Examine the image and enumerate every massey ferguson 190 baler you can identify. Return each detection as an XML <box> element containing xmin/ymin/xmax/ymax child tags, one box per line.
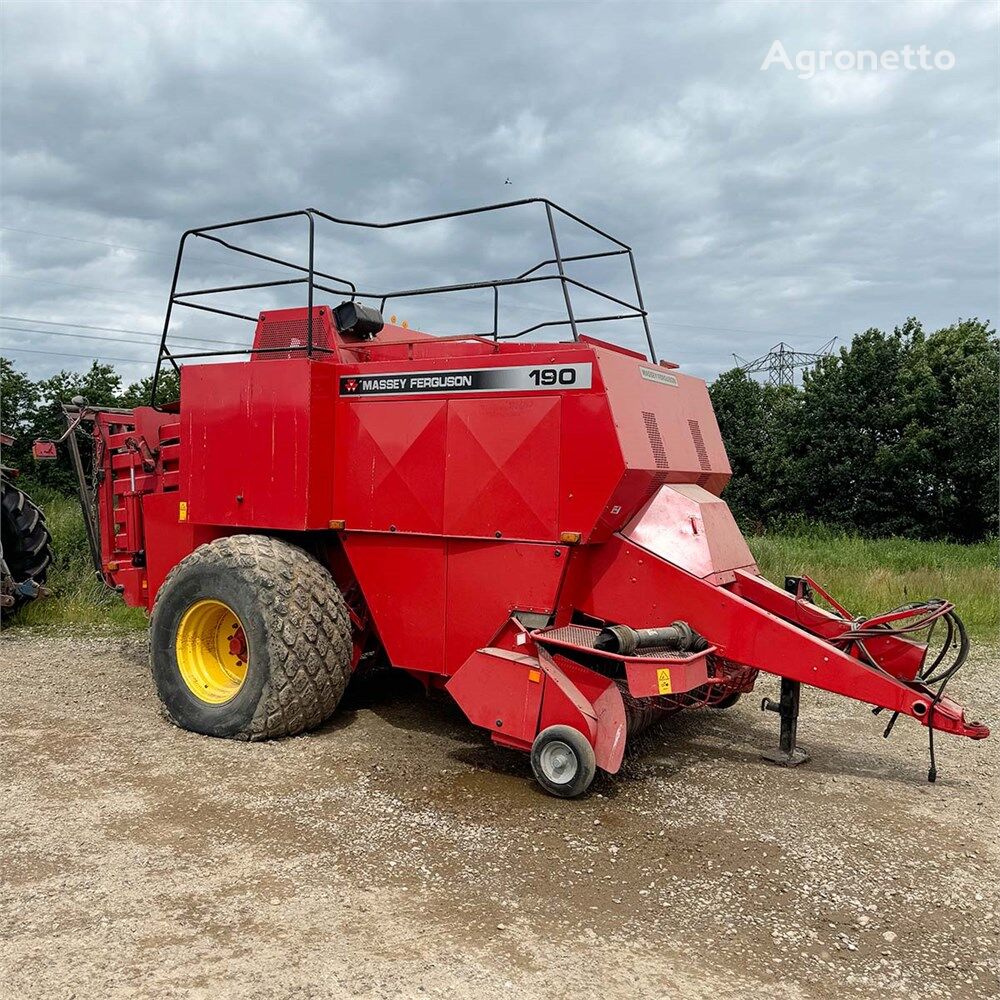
<box><xmin>51</xmin><ymin>202</ymin><xmax>988</xmax><ymax>796</ymax></box>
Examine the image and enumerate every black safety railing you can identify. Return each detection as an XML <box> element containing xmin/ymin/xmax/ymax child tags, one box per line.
<box><xmin>151</xmin><ymin>199</ymin><xmax>656</xmax><ymax>405</ymax></box>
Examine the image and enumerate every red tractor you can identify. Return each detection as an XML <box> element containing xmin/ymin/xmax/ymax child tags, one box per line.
<box><xmin>54</xmin><ymin>202</ymin><xmax>987</xmax><ymax>796</ymax></box>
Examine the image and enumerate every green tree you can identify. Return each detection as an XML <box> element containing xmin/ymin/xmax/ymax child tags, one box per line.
<box><xmin>120</xmin><ymin>368</ymin><xmax>180</xmax><ymax>408</ymax></box>
<box><xmin>712</xmin><ymin>318</ymin><xmax>999</xmax><ymax>541</ymax></box>
<box><xmin>0</xmin><ymin>357</ymin><xmax>42</xmax><ymax>472</ymax></box>
<box><xmin>26</xmin><ymin>363</ymin><xmax>125</xmax><ymax>492</ymax></box>
<box><xmin>709</xmin><ymin>369</ymin><xmax>799</xmax><ymax>531</ymax></box>
<box><xmin>897</xmin><ymin>318</ymin><xmax>999</xmax><ymax>540</ymax></box>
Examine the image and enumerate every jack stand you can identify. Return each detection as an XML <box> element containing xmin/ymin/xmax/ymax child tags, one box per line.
<box><xmin>761</xmin><ymin>678</ymin><xmax>810</xmax><ymax>766</ymax></box>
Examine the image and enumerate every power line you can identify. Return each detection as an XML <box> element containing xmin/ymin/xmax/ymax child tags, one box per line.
<box><xmin>2</xmin><ymin>313</ymin><xmax>162</xmax><ymax>337</ymax></box>
<box><xmin>0</xmin><ymin>271</ymin><xmax>166</xmax><ymax>301</ymax></box>
<box><xmin>1</xmin><ymin>346</ymin><xmax>156</xmax><ymax>366</ymax></box>
<box><xmin>0</xmin><ymin>225</ymin><xmax>181</xmax><ymax>258</ymax></box>
<box><xmin>0</xmin><ymin>314</ymin><xmax>247</xmax><ymax>348</ymax></box>
<box><xmin>0</xmin><ymin>325</ymin><xmax>243</xmax><ymax>353</ymax></box>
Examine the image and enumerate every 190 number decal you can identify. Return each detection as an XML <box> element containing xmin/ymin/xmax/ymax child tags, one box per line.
<box><xmin>528</xmin><ymin>367</ymin><xmax>577</xmax><ymax>386</ymax></box>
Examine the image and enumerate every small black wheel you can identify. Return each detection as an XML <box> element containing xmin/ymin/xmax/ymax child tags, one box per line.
<box><xmin>710</xmin><ymin>691</ymin><xmax>742</xmax><ymax>710</ymax></box>
<box><xmin>530</xmin><ymin>725</ymin><xmax>596</xmax><ymax>798</ymax></box>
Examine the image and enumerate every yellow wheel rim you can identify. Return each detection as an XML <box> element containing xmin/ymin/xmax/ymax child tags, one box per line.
<box><xmin>175</xmin><ymin>598</ymin><xmax>249</xmax><ymax>704</ymax></box>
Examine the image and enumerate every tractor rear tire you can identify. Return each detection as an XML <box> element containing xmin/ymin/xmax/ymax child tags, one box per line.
<box><xmin>150</xmin><ymin>534</ymin><xmax>352</xmax><ymax>740</ymax></box>
<box><xmin>1</xmin><ymin>478</ymin><xmax>53</xmax><ymax>617</ymax></box>
<box><xmin>530</xmin><ymin>725</ymin><xmax>597</xmax><ymax>799</ymax></box>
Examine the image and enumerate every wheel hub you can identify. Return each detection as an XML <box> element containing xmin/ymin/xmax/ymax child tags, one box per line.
<box><xmin>538</xmin><ymin>740</ymin><xmax>578</xmax><ymax>784</ymax></box>
<box><xmin>175</xmin><ymin>598</ymin><xmax>249</xmax><ymax>704</ymax></box>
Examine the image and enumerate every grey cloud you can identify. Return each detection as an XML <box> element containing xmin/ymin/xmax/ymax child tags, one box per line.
<box><xmin>0</xmin><ymin>0</ymin><xmax>996</xmax><ymax>385</ymax></box>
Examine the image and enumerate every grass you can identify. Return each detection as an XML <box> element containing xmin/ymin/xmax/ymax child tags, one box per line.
<box><xmin>4</xmin><ymin>487</ymin><xmax>997</xmax><ymax>639</ymax></box>
<box><xmin>6</xmin><ymin>483</ymin><xmax>146</xmax><ymax>631</ymax></box>
<box><xmin>749</xmin><ymin>529</ymin><xmax>999</xmax><ymax>639</ymax></box>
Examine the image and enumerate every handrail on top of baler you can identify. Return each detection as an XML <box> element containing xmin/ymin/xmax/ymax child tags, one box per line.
<box><xmin>150</xmin><ymin>199</ymin><xmax>656</xmax><ymax>407</ymax></box>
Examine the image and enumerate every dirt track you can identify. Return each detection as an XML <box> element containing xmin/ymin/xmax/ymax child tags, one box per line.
<box><xmin>1</xmin><ymin>630</ymin><xmax>997</xmax><ymax>999</ymax></box>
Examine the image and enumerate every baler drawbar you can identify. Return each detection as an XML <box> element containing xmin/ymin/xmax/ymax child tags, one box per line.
<box><xmin>44</xmin><ymin>200</ymin><xmax>989</xmax><ymax>797</ymax></box>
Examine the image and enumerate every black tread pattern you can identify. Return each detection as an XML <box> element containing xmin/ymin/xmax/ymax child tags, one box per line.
<box><xmin>1</xmin><ymin>477</ymin><xmax>53</xmax><ymax>612</ymax></box>
<box><xmin>152</xmin><ymin>534</ymin><xmax>353</xmax><ymax>740</ymax></box>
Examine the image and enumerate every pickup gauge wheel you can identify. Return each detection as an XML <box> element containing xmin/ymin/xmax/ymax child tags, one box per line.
<box><xmin>530</xmin><ymin>725</ymin><xmax>597</xmax><ymax>798</ymax></box>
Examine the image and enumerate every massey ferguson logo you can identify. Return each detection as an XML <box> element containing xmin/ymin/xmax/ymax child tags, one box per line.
<box><xmin>339</xmin><ymin>364</ymin><xmax>593</xmax><ymax>397</ymax></box>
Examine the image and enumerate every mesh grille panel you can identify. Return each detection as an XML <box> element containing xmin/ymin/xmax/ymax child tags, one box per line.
<box><xmin>642</xmin><ymin>411</ymin><xmax>669</xmax><ymax>469</ymax></box>
<box><xmin>253</xmin><ymin>315</ymin><xmax>332</xmax><ymax>353</ymax></box>
<box><xmin>687</xmin><ymin>418</ymin><xmax>711</xmax><ymax>485</ymax></box>
<box><xmin>539</xmin><ymin>625</ymin><xmax>601</xmax><ymax>647</ymax></box>
<box><xmin>687</xmin><ymin>419</ymin><xmax>710</xmax><ymax>470</ymax></box>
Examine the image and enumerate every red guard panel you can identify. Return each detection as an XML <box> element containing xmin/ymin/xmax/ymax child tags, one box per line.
<box><xmin>182</xmin><ymin>359</ymin><xmax>337</xmax><ymax>530</ymax></box>
<box><xmin>251</xmin><ymin>306</ymin><xmax>336</xmax><ymax>358</ymax></box>
<box><xmin>444</xmin><ymin>396</ymin><xmax>561</xmax><ymax>540</ymax></box>
<box><xmin>443</xmin><ymin>540</ymin><xmax>568</xmax><ymax>674</ymax></box>
<box><xmin>340</xmin><ymin>533</ymin><xmax>446</xmax><ymax>672</ymax></box>
<box><xmin>336</xmin><ymin>399</ymin><xmax>448</xmax><ymax>533</ymax></box>
<box><xmin>142</xmin><ymin>491</ymin><xmax>222</xmax><ymax>609</ymax></box>
<box><xmin>594</xmin><ymin>346</ymin><xmax>731</xmax><ymax>496</ymax></box>
<box><xmin>621</xmin><ymin>483</ymin><xmax>758</xmax><ymax>585</ymax></box>
<box><xmin>445</xmin><ymin>648</ymin><xmax>545</xmax><ymax>747</ymax></box>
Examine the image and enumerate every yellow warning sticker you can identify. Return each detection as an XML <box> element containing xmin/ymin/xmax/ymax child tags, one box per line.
<box><xmin>656</xmin><ymin>668</ymin><xmax>672</xmax><ymax>694</ymax></box>
<box><xmin>178</xmin><ymin>501</ymin><xmax>188</xmax><ymax>522</ymax></box>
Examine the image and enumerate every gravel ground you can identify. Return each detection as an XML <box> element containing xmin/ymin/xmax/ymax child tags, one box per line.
<box><xmin>0</xmin><ymin>629</ymin><xmax>997</xmax><ymax>1000</ymax></box>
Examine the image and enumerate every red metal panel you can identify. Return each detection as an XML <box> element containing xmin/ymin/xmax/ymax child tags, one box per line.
<box><xmin>142</xmin><ymin>491</ymin><xmax>222</xmax><ymax>610</ymax></box>
<box><xmin>445</xmin><ymin>648</ymin><xmax>545</xmax><ymax>746</ymax></box>
<box><xmin>180</xmin><ymin>364</ymin><xmax>245</xmax><ymax>526</ymax></box>
<box><xmin>594</xmin><ymin>346</ymin><xmax>731</xmax><ymax>495</ymax></box>
<box><xmin>335</xmin><ymin>399</ymin><xmax>447</xmax><ymax>533</ymax></box>
<box><xmin>443</xmin><ymin>540</ymin><xmax>568</xmax><ymax>674</ymax></box>
<box><xmin>340</xmin><ymin>533</ymin><xmax>446</xmax><ymax>672</ymax></box>
<box><xmin>537</xmin><ymin>653</ymin><xmax>598</xmax><ymax>743</ymax></box>
<box><xmin>621</xmin><ymin>483</ymin><xmax>757</xmax><ymax>584</ymax></box>
<box><xmin>182</xmin><ymin>360</ymin><xmax>337</xmax><ymax>530</ymax></box>
<box><xmin>592</xmin><ymin>680</ymin><xmax>628</xmax><ymax>774</ymax></box>
<box><xmin>443</xmin><ymin>396</ymin><xmax>561</xmax><ymax>540</ymax></box>
<box><xmin>535</xmin><ymin>651</ymin><xmax>627</xmax><ymax>773</ymax></box>
<box><xmin>624</xmin><ymin>654</ymin><xmax>711</xmax><ymax>697</ymax></box>
<box><xmin>558</xmin><ymin>390</ymin><xmax>625</xmax><ymax>541</ymax></box>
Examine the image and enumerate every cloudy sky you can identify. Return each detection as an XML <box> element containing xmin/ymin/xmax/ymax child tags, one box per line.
<box><xmin>1</xmin><ymin>0</ymin><xmax>997</xmax><ymax>385</ymax></box>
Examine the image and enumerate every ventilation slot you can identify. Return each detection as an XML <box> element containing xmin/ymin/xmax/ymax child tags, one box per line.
<box><xmin>643</xmin><ymin>411</ymin><xmax>669</xmax><ymax>470</ymax></box>
<box><xmin>688</xmin><ymin>419</ymin><xmax>711</xmax><ymax>486</ymax></box>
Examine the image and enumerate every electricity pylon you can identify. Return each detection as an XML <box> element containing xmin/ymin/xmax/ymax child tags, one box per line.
<box><xmin>734</xmin><ymin>338</ymin><xmax>836</xmax><ymax>387</ymax></box>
